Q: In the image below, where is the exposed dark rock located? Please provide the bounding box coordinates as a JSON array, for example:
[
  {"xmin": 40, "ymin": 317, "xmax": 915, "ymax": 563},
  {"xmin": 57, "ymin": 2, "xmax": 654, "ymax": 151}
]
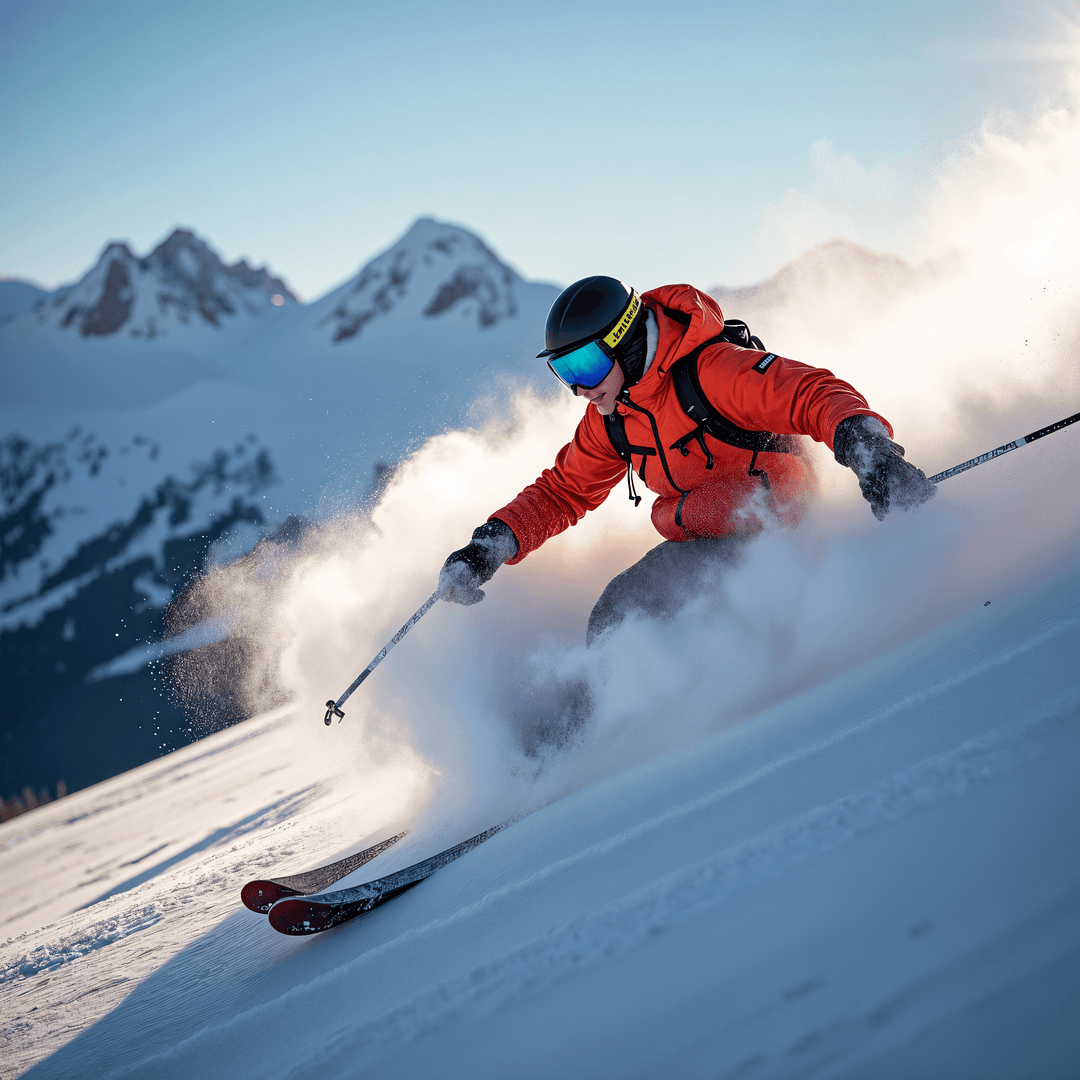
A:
[
  {"xmin": 81, "ymin": 258, "xmax": 135, "ymax": 336},
  {"xmin": 332, "ymin": 308, "xmax": 376, "ymax": 343},
  {"xmin": 424, "ymin": 266, "xmax": 517, "ymax": 326},
  {"xmin": 44, "ymin": 229, "xmax": 296, "ymax": 339}
]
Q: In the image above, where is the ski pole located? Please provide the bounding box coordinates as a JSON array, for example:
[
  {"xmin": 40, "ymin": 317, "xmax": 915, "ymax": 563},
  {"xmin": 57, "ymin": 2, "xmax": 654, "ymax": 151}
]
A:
[
  {"xmin": 324, "ymin": 590, "xmax": 441, "ymax": 725},
  {"xmin": 929, "ymin": 409, "xmax": 1079, "ymax": 485}
]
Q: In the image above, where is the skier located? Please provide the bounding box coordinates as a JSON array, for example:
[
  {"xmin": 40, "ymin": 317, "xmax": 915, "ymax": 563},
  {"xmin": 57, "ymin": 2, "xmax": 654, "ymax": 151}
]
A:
[{"xmin": 438, "ymin": 277, "xmax": 935, "ymax": 644}]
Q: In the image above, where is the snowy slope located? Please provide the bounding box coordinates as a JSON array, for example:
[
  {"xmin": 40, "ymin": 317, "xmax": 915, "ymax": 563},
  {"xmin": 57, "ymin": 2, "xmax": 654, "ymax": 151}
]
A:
[{"xmin": 1, "ymin": 543, "xmax": 1078, "ymax": 1080}]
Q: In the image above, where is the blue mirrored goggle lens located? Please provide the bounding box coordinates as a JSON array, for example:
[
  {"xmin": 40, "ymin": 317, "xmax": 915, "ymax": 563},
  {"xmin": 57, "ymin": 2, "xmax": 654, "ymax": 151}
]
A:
[{"xmin": 546, "ymin": 339, "xmax": 615, "ymax": 390}]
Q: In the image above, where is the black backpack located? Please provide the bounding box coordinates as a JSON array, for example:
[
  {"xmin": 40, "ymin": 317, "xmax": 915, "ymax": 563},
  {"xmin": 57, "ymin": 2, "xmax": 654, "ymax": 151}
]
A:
[{"xmin": 604, "ymin": 316, "xmax": 796, "ymax": 505}]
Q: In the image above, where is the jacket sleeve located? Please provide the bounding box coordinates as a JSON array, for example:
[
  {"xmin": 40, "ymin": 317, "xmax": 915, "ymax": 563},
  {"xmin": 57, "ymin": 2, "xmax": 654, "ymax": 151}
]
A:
[
  {"xmin": 489, "ymin": 407, "xmax": 628, "ymax": 564},
  {"xmin": 695, "ymin": 343, "xmax": 891, "ymax": 448}
]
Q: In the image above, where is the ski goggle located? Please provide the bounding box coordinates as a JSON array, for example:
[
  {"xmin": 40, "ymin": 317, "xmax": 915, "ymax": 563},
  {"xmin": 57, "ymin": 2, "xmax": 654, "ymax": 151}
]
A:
[
  {"xmin": 544, "ymin": 291, "xmax": 641, "ymax": 391},
  {"xmin": 546, "ymin": 338, "xmax": 617, "ymax": 391}
]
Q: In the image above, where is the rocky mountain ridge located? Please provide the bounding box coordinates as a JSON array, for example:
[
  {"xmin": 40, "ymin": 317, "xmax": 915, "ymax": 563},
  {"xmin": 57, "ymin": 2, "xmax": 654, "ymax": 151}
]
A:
[
  {"xmin": 31, "ymin": 229, "xmax": 297, "ymax": 341},
  {"xmin": 315, "ymin": 217, "xmax": 522, "ymax": 342},
  {"xmin": 0, "ymin": 218, "xmax": 559, "ymax": 800}
]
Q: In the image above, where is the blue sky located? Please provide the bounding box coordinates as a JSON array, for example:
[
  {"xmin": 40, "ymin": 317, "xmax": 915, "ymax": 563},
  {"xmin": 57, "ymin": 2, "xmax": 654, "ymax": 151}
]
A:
[{"xmin": 1, "ymin": 1, "xmax": 1075, "ymax": 299}]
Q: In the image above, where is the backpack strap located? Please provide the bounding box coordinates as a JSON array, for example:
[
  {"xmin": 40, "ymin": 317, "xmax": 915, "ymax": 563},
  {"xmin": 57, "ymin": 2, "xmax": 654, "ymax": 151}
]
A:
[
  {"xmin": 604, "ymin": 411, "xmax": 655, "ymax": 506},
  {"xmin": 669, "ymin": 329, "xmax": 796, "ymax": 461},
  {"xmin": 602, "ymin": 318, "xmax": 794, "ymax": 505}
]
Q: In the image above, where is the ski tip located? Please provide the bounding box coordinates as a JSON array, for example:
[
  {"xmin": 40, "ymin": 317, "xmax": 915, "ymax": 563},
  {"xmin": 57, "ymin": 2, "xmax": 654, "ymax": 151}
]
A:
[
  {"xmin": 267, "ymin": 897, "xmax": 338, "ymax": 935},
  {"xmin": 241, "ymin": 880, "xmax": 298, "ymax": 914}
]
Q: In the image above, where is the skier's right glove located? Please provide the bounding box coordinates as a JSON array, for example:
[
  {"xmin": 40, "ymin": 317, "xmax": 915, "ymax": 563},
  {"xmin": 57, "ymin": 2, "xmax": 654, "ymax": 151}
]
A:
[
  {"xmin": 833, "ymin": 414, "xmax": 936, "ymax": 521},
  {"xmin": 439, "ymin": 519, "xmax": 519, "ymax": 605}
]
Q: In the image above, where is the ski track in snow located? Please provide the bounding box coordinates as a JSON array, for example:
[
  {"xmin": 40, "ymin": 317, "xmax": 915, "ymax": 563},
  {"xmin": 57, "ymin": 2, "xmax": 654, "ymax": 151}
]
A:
[
  {"xmin": 40, "ymin": 592, "xmax": 1074, "ymax": 1080},
  {"xmin": 272, "ymin": 698, "xmax": 1077, "ymax": 1080},
  {"xmin": 1, "ymin": 789, "xmax": 316, "ymax": 994},
  {"xmin": 2, "ymin": 555, "xmax": 1078, "ymax": 1079}
]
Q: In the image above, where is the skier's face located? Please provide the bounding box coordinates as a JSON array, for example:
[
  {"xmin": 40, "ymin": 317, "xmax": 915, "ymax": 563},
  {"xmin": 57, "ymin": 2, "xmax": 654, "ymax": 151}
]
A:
[{"xmin": 574, "ymin": 362, "xmax": 625, "ymax": 415}]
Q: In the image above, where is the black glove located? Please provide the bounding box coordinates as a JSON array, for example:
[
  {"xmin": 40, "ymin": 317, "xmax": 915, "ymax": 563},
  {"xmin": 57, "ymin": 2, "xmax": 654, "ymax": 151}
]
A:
[
  {"xmin": 833, "ymin": 415, "xmax": 936, "ymax": 521},
  {"xmin": 439, "ymin": 519, "xmax": 519, "ymax": 605}
]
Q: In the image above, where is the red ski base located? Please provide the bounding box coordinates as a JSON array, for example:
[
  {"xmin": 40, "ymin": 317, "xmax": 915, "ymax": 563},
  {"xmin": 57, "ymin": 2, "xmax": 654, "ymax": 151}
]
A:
[
  {"xmin": 241, "ymin": 880, "xmax": 300, "ymax": 913},
  {"xmin": 268, "ymin": 882, "xmax": 420, "ymax": 935}
]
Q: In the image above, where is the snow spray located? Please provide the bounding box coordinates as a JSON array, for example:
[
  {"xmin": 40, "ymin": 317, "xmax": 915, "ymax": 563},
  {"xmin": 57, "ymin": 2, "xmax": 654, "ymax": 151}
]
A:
[{"xmin": 168, "ymin": 67, "xmax": 1080, "ymax": 836}]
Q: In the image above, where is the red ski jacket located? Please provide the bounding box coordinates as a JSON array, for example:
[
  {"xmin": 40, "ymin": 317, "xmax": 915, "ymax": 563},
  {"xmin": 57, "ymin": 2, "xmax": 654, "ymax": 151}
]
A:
[{"xmin": 491, "ymin": 284, "xmax": 890, "ymax": 562}]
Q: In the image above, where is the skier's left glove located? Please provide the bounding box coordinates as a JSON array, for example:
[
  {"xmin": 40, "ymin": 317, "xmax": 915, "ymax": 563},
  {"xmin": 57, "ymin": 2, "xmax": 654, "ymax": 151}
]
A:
[
  {"xmin": 833, "ymin": 415, "xmax": 936, "ymax": 521},
  {"xmin": 439, "ymin": 519, "xmax": 519, "ymax": 605}
]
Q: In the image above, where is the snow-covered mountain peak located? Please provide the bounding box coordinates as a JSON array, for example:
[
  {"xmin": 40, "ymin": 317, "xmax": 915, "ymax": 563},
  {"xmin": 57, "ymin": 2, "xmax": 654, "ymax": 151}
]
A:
[
  {"xmin": 315, "ymin": 217, "xmax": 521, "ymax": 343},
  {"xmin": 0, "ymin": 277, "xmax": 51, "ymax": 327},
  {"xmin": 34, "ymin": 229, "xmax": 297, "ymax": 340}
]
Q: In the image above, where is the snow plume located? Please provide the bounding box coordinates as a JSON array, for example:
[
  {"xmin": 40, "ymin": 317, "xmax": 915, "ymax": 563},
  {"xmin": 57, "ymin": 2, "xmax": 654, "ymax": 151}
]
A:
[
  {"xmin": 162, "ymin": 389, "xmax": 660, "ymax": 834},
  {"xmin": 725, "ymin": 64, "xmax": 1080, "ymax": 486},
  {"xmin": 167, "ymin": 73, "xmax": 1080, "ymax": 841}
]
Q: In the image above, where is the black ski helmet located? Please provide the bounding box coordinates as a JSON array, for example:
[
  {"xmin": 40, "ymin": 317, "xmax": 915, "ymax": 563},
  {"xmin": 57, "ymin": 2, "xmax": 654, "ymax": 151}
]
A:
[{"xmin": 537, "ymin": 276, "xmax": 641, "ymax": 359}]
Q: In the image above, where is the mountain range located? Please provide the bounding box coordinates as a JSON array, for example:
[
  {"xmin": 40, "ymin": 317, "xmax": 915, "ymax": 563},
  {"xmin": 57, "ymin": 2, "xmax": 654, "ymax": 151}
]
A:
[{"xmin": 0, "ymin": 219, "xmax": 559, "ymax": 800}]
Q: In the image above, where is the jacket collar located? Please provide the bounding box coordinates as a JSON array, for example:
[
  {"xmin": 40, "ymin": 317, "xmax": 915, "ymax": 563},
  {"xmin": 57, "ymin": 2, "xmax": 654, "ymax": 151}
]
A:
[{"xmin": 615, "ymin": 285, "xmax": 725, "ymax": 410}]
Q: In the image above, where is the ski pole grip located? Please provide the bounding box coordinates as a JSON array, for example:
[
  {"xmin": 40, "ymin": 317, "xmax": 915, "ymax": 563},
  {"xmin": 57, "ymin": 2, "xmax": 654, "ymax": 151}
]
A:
[{"xmin": 324, "ymin": 700, "xmax": 345, "ymax": 726}]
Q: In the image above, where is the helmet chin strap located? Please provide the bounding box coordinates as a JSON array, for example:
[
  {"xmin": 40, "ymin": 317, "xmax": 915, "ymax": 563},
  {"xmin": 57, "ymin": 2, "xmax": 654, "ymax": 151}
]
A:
[
  {"xmin": 614, "ymin": 307, "xmax": 659, "ymax": 387},
  {"xmin": 613, "ymin": 311, "xmax": 650, "ymax": 387}
]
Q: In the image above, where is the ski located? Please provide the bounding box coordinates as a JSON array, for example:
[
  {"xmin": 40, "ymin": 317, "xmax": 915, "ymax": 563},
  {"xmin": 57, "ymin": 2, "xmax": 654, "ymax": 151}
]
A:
[
  {"xmin": 267, "ymin": 823, "xmax": 506, "ymax": 934},
  {"xmin": 241, "ymin": 831, "xmax": 407, "ymax": 913}
]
